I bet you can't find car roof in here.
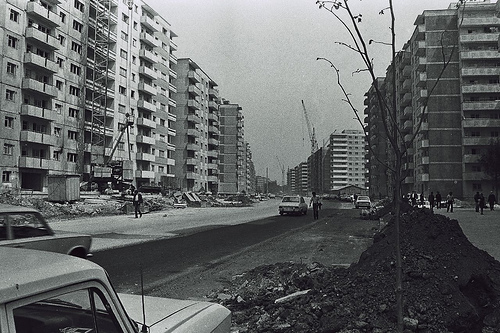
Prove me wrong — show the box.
[0,247,108,304]
[0,203,41,214]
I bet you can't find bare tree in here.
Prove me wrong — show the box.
[315,0,466,331]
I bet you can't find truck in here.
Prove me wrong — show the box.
[1,247,231,333]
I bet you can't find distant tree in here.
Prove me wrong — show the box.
[478,138,500,199]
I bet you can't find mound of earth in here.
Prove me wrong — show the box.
[209,208,500,332]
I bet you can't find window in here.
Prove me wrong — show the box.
[60,12,66,23]
[4,116,14,128]
[54,127,61,137]
[10,9,19,22]
[491,131,499,137]
[53,150,60,160]
[131,73,136,82]
[58,35,65,45]
[74,0,84,12]
[57,57,64,67]
[56,80,63,90]
[132,56,136,64]
[8,35,19,48]
[71,41,82,54]
[73,20,83,32]
[131,90,135,98]
[2,171,11,182]
[69,86,80,96]
[6,90,16,101]
[133,21,138,30]
[122,13,129,23]
[69,108,79,118]
[120,49,127,59]
[6,62,17,75]
[67,153,78,162]
[119,67,127,77]
[68,130,78,140]
[119,86,126,95]
[3,143,14,155]
[70,64,81,75]
[121,31,128,41]
[132,38,137,47]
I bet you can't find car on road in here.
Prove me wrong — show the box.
[279,195,308,215]
[355,196,372,209]
[1,246,231,333]
[0,203,92,258]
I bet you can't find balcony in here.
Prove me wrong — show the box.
[461,50,499,60]
[462,84,500,94]
[207,150,218,158]
[186,143,200,151]
[136,152,155,162]
[186,172,199,180]
[20,131,57,146]
[208,88,219,97]
[461,67,500,77]
[186,158,199,166]
[139,32,159,47]
[208,138,219,146]
[135,170,155,179]
[187,114,201,124]
[208,101,218,110]
[463,137,495,146]
[417,72,427,87]
[170,39,178,51]
[139,66,157,80]
[417,89,428,102]
[22,78,57,97]
[208,126,219,135]
[21,104,53,120]
[415,40,426,56]
[208,112,218,122]
[26,2,60,27]
[403,120,413,131]
[25,27,59,50]
[461,17,500,27]
[140,15,160,32]
[415,24,425,41]
[23,53,58,73]
[136,135,155,145]
[463,172,485,181]
[139,49,157,63]
[137,99,156,112]
[18,157,50,169]
[417,57,427,71]
[188,71,200,83]
[460,33,499,43]
[136,117,156,128]
[401,92,412,106]
[463,154,480,163]
[187,128,199,137]
[402,78,411,92]
[138,82,157,96]
[208,176,218,183]
[463,101,497,110]
[403,162,414,171]
[188,85,201,96]
[463,118,500,128]
[416,139,429,149]
[421,156,430,165]
[187,99,200,110]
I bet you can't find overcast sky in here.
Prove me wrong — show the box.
[147,0,462,182]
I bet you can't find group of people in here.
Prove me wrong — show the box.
[427,191,454,212]
[473,191,496,215]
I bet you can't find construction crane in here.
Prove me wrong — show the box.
[301,100,319,154]
[276,155,285,187]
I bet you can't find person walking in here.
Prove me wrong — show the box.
[309,192,321,220]
[436,191,442,209]
[446,191,454,213]
[474,191,481,213]
[133,189,143,218]
[428,192,435,213]
[488,191,496,211]
[419,193,424,208]
[479,192,486,215]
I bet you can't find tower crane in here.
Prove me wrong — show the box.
[276,155,285,187]
[301,100,319,154]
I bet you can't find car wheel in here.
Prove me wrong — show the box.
[279,212,283,216]
[69,248,87,258]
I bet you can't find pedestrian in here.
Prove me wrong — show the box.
[436,191,442,209]
[488,191,496,211]
[309,191,321,220]
[419,193,424,208]
[446,191,454,213]
[428,192,435,213]
[411,191,417,207]
[479,192,485,215]
[474,191,480,213]
[133,189,143,218]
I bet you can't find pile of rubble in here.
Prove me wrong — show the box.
[210,208,500,332]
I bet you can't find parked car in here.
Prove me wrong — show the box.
[0,203,92,258]
[355,195,372,209]
[279,195,308,215]
[1,246,231,333]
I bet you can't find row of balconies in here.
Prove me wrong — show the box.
[460,33,499,43]
[461,83,500,93]
[25,27,59,50]
[461,50,500,60]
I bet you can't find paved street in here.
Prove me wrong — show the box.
[51,201,500,261]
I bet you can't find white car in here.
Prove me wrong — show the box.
[0,203,92,258]
[279,195,308,215]
[355,196,372,209]
[1,247,231,333]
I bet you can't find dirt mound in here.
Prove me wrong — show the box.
[211,208,500,332]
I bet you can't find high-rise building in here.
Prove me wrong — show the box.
[365,0,500,200]
[173,58,220,192]
[0,0,178,192]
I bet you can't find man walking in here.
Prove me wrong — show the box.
[428,192,435,213]
[436,191,442,209]
[488,191,496,211]
[133,189,143,218]
[446,191,454,213]
[474,191,480,212]
[309,192,321,220]
[479,193,485,215]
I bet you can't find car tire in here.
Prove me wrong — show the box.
[279,212,283,216]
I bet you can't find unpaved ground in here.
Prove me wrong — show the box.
[148,207,380,300]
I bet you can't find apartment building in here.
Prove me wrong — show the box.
[172,58,220,193]
[328,129,367,191]
[0,0,178,191]
[218,100,244,194]
[366,1,500,200]
[244,141,256,194]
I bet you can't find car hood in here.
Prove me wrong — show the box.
[118,293,230,333]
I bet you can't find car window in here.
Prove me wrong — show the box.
[300,197,305,203]
[2,212,51,240]
[13,288,123,333]
[283,197,299,203]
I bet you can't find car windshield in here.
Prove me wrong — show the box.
[282,197,299,203]
[357,196,370,201]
